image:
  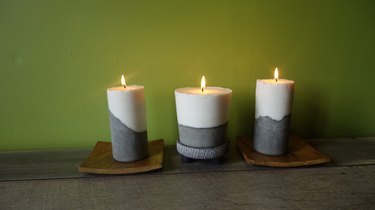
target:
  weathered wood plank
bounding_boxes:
[0,149,93,180]
[0,137,374,181]
[308,137,375,166]
[0,165,374,210]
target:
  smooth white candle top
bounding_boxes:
[108,85,143,92]
[255,79,294,121]
[177,87,231,95]
[175,87,232,128]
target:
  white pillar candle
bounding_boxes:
[175,87,232,128]
[107,86,147,133]
[107,75,148,162]
[175,76,232,150]
[255,82,294,121]
[254,68,294,155]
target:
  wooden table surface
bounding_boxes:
[0,137,374,209]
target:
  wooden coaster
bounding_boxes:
[237,136,330,167]
[79,139,163,174]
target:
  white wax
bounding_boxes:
[107,85,146,132]
[255,79,294,121]
[175,87,232,128]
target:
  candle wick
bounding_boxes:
[123,84,126,88]
[275,78,278,82]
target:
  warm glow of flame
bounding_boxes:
[201,75,206,93]
[274,68,279,82]
[121,75,127,88]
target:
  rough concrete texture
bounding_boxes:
[109,111,148,162]
[178,123,227,148]
[176,140,229,159]
[253,115,290,155]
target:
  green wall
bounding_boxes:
[1,0,374,151]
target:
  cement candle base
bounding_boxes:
[178,123,227,148]
[176,140,229,159]
[253,116,290,155]
[109,111,148,162]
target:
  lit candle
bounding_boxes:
[175,76,232,160]
[107,75,148,162]
[253,68,295,155]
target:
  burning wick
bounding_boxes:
[201,75,206,93]
[121,74,127,88]
[274,67,279,82]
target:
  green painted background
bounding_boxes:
[1,0,374,151]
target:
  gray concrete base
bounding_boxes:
[109,111,148,162]
[178,123,227,148]
[253,115,290,156]
[176,140,229,159]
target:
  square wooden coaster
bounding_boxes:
[237,136,330,167]
[79,139,163,174]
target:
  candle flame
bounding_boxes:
[201,75,206,93]
[121,75,127,88]
[274,68,279,82]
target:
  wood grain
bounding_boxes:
[237,135,331,167]
[0,137,374,181]
[78,139,163,174]
[0,165,374,210]
[0,137,374,209]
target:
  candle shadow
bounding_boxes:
[228,89,254,139]
[292,87,327,139]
